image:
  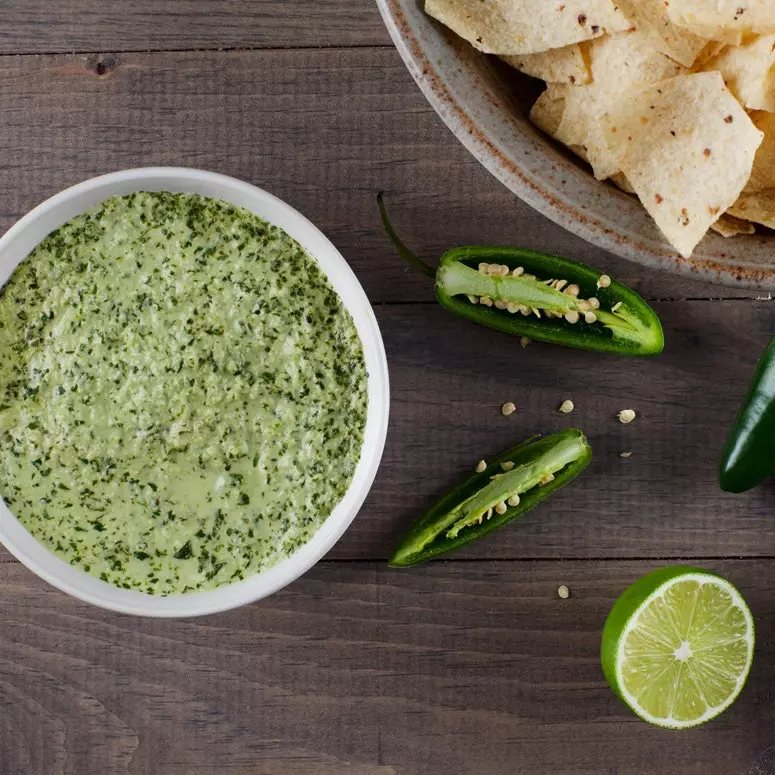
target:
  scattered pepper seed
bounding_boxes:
[557,585,570,599]
[501,401,516,416]
[520,336,530,348]
[620,451,633,458]
[475,459,487,473]
[618,409,636,424]
[597,275,611,289]
[559,399,575,414]
[501,461,515,471]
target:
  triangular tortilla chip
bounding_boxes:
[694,41,729,68]
[615,0,707,67]
[529,87,590,166]
[729,111,775,228]
[610,172,636,194]
[710,214,756,237]
[529,88,567,136]
[703,34,775,112]
[555,31,685,180]
[424,0,631,55]
[501,43,590,84]
[666,1,775,38]
[602,72,763,257]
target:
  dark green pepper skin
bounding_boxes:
[435,247,663,356]
[389,429,592,567]
[720,334,775,493]
[377,193,663,357]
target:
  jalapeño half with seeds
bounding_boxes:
[378,194,663,356]
[390,429,591,566]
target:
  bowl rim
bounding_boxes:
[376,0,775,290]
[0,167,390,617]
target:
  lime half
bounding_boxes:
[601,566,754,729]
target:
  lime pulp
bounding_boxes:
[601,566,754,729]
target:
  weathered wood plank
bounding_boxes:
[0,559,772,774]
[0,1,390,55]
[0,298,773,565]
[0,48,761,304]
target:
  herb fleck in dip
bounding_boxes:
[0,192,368,595]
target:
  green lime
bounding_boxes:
[601,566,754,729]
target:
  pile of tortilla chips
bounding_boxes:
[425,0,775,257]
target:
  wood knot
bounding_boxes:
[91,54,117,77]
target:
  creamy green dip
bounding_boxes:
[0,192,367,595]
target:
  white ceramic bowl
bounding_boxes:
[0,168,390,617]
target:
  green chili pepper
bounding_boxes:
[378,194,663,356]
[390,429,592,567]
[719,334,775,493]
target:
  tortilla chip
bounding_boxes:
[529,88,591,168]
[677,24,745,46]
[694,40,729,67]
[729,111,775,228]
[555,31,685,180]
[602,71,763,257]
[614,0,707,67]
[703,34,775,112]
[529,89,566,135]
[610,172,636,194]
[424,0,631,55]
[501,43,591,84]
[710,214,756,237]
[666,1,775,38]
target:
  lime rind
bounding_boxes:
[612,572,754,729]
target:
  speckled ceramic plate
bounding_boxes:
[376,0,775,289]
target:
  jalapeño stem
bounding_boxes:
[377,192,436,279]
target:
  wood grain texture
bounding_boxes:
[0,47,762,304]
[0,559,773,775]
[0,1,390,55]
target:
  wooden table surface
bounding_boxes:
[2,4,775,774]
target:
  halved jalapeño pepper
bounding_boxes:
[390,429,592,567]
[719,333,775,493]
[378,194,663,356]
